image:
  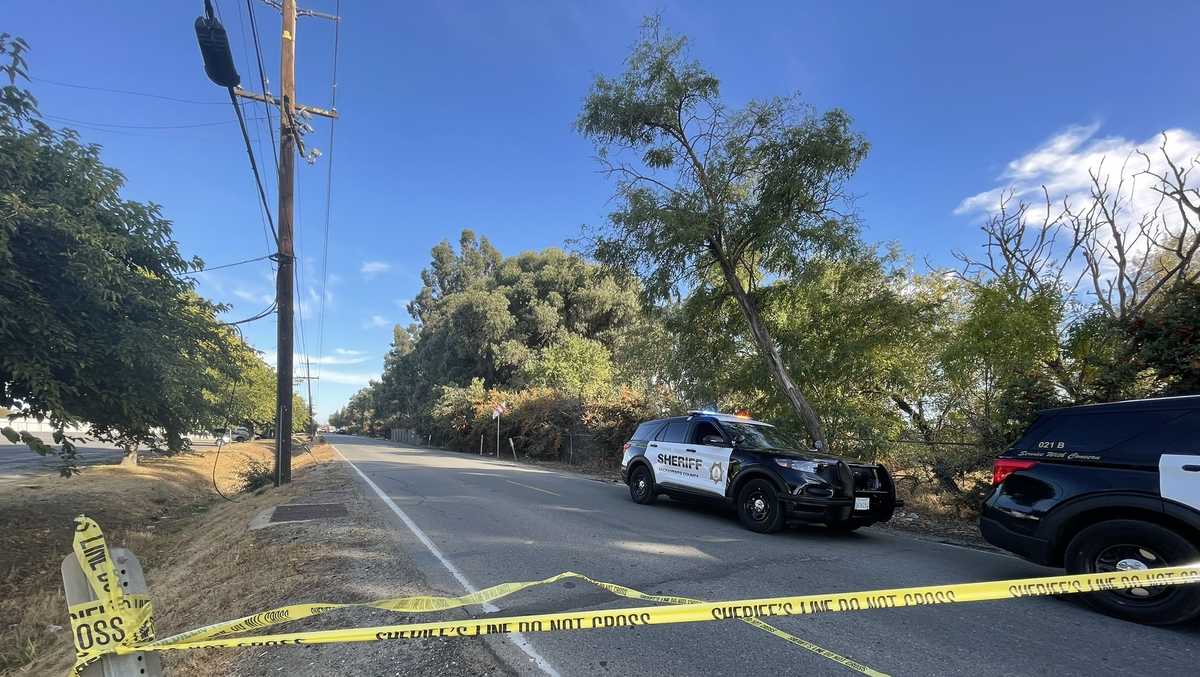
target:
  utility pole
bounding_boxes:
[197,0,338,486]
[296,370,319,437]
[273,0,298,485]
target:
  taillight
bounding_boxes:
[993,458,1037,485]
[622,442,631,453]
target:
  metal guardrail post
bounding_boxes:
[61,547,163,677]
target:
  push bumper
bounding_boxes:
[779,492,894,525]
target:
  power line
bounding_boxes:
[212,322,250,503]
[32,76,227,105]
[43,112,263,130]
[230,0,277,261]
[315,0,342,416]
[223,300,277,326]
[226,87,279,244]
[294,172,313,421]
[245,0,280,172]
[189,253,274,274]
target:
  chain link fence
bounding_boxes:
[555,431,617,468]
[422,425,623,469]
[389,428,428,446]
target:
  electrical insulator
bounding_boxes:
[195,2,240,88]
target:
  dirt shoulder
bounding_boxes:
[3,441,509,676]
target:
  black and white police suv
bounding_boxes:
[620,411,898,533]
[981,395,1200,625]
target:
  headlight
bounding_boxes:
[773,458,821,473]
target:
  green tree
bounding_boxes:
[669,247,923,458]
[357,233,649,436]
[577,19,869,450]
[521,334,614,399]
[0,36,243,468]
[292,393,312,435]
[211,339,277,433]
[1125,281,1200,395]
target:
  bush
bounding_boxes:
[429,381,671,464]
[236,460,273,493]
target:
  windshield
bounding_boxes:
[718,422,805,450]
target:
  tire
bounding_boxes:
[628,465,657,505]
[1064,519,1200,625]
[736,479,784,533]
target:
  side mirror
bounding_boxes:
[701,434,727,446]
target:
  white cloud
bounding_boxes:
[360,261,392,276]
[314,369,378,386]
[956,124,1200,217]
[298,353,368,366]
[362,314,391,329]
[193,270,225,294]
[955,124,1200,305]
[231,288,272,305]
[261,351,370,368]
[335,348,365,356]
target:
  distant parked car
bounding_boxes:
[621,410,898,533]
[981,395,1200,625]
[213,426,251,443]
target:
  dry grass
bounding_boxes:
[0,440,333,676]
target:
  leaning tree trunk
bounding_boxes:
[120,443,140,466]
[892,395,974,504]
[165,424,185,455]
[714,252,829,451]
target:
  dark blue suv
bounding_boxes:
[981,395,1200,625]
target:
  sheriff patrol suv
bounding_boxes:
[620,411,897,533]
[981,395,1200,625]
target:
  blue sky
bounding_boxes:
[8,1,1199,421]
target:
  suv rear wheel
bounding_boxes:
[1064,519,1200,625]
[628,465,656,505]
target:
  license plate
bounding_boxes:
[854,497,870,511]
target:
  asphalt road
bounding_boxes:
[330,434,1200,677]
[0,433,223,484]
[0,433,124,483]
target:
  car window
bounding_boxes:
[658,420,688,443]
[1011,408,1193,463]
[690,421,723,445]
[718,421,801,450]
[631,421,664,442]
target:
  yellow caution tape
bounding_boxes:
[68,515,1200,676]
[69,514,881,676]
[68,517,155,675]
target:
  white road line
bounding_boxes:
[504,479,561,497]
[333,443,560,677]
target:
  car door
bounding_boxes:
[686,419,733,498]
[1125,409,1200,513]
[1161,455,1200,511]
[649,419,705,492]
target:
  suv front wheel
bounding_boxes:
[1064,519,1200,625]
[736,479,784,533]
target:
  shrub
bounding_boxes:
[429,380,673,464]
[236,460,273,493]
